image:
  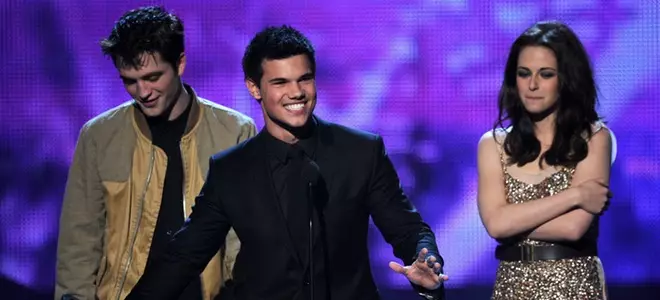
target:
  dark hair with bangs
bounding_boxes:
[494,20,600,168]
[100,6,184,70]
[242,25,316,87]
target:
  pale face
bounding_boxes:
[516,46,560,114]
[246,54,317,140]
[118,52,186,118]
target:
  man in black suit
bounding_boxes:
[127,25,447,300]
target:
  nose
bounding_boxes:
[136,80,152,100]
[528,74,539,91]
[288,82,305,100]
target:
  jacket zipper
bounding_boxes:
[115,147,155,300]
[180,142,187,219]
[179,141,206,295]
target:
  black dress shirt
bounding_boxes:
[263,122,318,266]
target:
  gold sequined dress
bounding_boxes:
[491,155,608,299]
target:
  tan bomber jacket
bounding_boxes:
[55,84,256,300]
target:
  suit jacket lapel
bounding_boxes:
[311,118,337,248]
[249,131,304,267]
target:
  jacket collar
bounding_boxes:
[132,83,202,141]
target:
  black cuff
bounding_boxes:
[413,282,445,300]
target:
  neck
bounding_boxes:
[167,83,190,121]
[532,112,556,145]
[267,124,299,144]
[264,114,314,144]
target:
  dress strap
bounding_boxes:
[567,166,577,175]
[582,120,607,140]
[592,120,605,133]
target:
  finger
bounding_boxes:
[416,248,428,263]
[603,200,611,211]
[432,262,442,274]
[389,262,408,274]
[594,180,609,188]
[438,273,449,281]
[425,255,437,268]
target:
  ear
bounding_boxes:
[245,79,262,101]
[177,53,187,76]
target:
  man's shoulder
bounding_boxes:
[80,100,134,137]
[209,136,255,167]
[320,118,381,144]
[198,97,255,127]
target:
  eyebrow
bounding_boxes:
[267,72,315,84]
[267,77,288,84]
[119,71,163,81]
[517,66,557,72]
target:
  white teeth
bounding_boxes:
[284,103,305,111]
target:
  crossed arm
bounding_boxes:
[477,128,612,242]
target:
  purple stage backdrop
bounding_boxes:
[1,0,659,296]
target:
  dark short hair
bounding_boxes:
[494,20,600,168]
[100,6,184,69]
[242,25,316,87]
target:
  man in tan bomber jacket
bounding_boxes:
[55,6,254,300]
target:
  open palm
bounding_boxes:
[389,248,448,290]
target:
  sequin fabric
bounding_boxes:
[491,161,607,299]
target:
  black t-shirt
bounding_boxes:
[143,99,201,300]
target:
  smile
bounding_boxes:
[284,102,306,111]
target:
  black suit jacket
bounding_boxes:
[127,117,444,300]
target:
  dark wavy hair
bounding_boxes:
[100,6,184,69]
[242,25,316,87]
[494,21,600,168]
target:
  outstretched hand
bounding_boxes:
[388,248,448,290]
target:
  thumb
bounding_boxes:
[389,261,407,274]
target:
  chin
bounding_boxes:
[524,108,543,114]
[525,105,558,117]
[138,105,165,117]
[522,103,546,113]
[285,116,310,128]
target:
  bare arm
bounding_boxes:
[527,128,612,241]
[477,132,581,239]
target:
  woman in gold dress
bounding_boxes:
[477,21,613,300]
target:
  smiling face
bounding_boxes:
[246,54,317,141]
[516,46,560,115]
[118,52,186,118]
